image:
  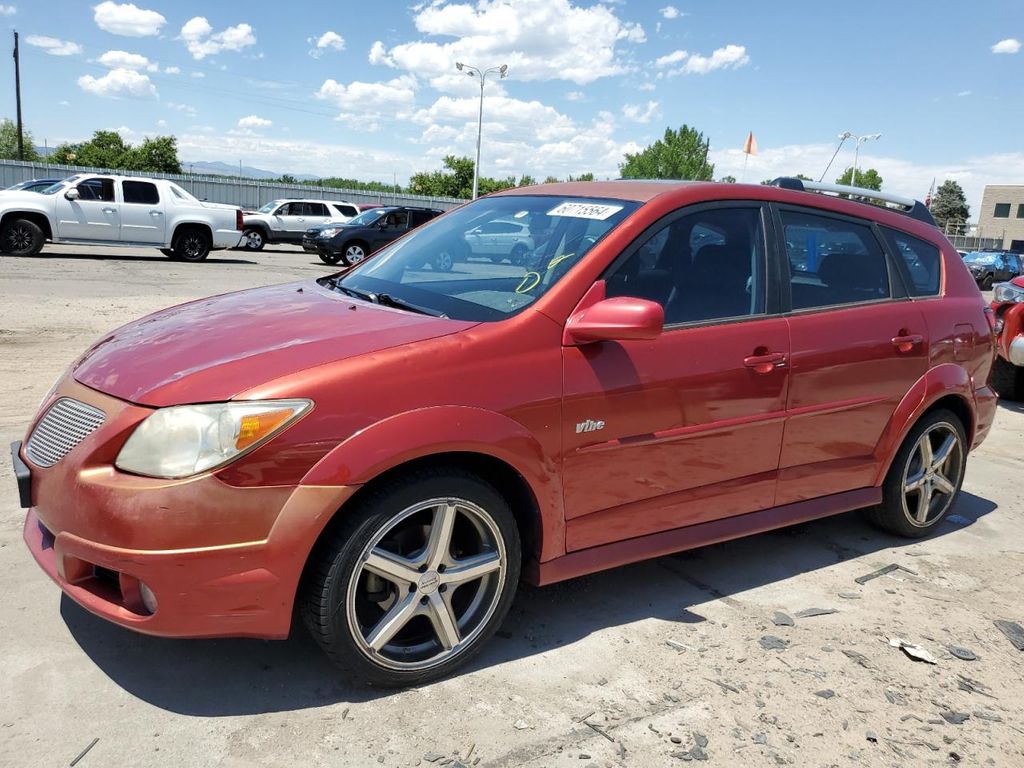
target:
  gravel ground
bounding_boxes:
[1,245,1022,768]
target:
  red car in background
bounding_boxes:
[12,178,996,687]
[990,276,1024,399]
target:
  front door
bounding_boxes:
[118,180,165,244]
[774,206,930,505]
[271,202,308,238]
[561,204,789,551]
[55,177,119,240]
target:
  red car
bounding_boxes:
[990,275,1024,398]
[12,178,996,686]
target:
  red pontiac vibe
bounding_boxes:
[12,178,997,686]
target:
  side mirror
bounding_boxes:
[564,296,664,345]
[64,188,80,201]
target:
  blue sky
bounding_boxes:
[3,0,1022,212]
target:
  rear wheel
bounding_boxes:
[865,409,966,537]
[0,218,44,256]
[510,243,528,266]
[303,469,521,687]
[171,227,211,262]
[319,251,343,266]
[991,356,1024,400]
[433,250,454,272]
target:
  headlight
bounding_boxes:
[993,283,1024,304]
[115,399,312,479]
[319,228,342,238]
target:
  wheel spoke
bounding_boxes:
[364,548,419,587]
[441,550,501,587]
[365,592,419,651]
[424,502,457,569]
[427,592,461,650]
[904,469,926,492]
[916,486,933,523]
[933,472,956,495]
[917,434,933,468]
[931,433,956,472]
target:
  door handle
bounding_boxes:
[891,333,923,353]
[150,211,163,216]
[102,207,117,214]
[743,351,787,374]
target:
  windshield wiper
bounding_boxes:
[328,279,376,303]
[377,293,446,318]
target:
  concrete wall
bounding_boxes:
[0,159,466,212]
[977,185,1024,251]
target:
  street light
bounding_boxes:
[848,132,881,187]
[455,61,508,199]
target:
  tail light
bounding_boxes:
[235,209,244,231]
[984,306,998,336]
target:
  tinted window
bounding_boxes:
[994,203,1011,218]
[782,210,890,310]
[122,181,159,205]
[76,178,115,202]
[605,207,766,325]
[305,202,328,216]
[409,210,433,226]
[881,228,941,297]
[332,204,358,218]
[1017,204,1024,219]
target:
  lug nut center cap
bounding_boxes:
[418,571,440,594]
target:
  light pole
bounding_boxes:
[456,61,508,199]
[849,132,881,187]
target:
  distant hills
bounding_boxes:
[181,160,319,181]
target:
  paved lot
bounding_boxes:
[1,244,1023,768]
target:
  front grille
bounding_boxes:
[25,397,106,468]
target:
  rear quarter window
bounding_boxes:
[881,228,941,297]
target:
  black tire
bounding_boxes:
[433,250,454,272]
[240,227,266,251]
[981,274,994,290]
[171,227,211,262]
[991,356,1024,400]
[864,408,967,538]
[302,468,521,687]
[340,241,369,267]
[0,218,44,256]
[510,243,528,266]
[159,248,174,257]
[319,251,343,266]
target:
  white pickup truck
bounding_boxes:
[0,174,243,261]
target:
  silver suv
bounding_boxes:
[240,199,359,251]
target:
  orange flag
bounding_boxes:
[743,131,758,155]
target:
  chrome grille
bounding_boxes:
[25,397,106,468]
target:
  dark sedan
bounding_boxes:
[309,206,443,266]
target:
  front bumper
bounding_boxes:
[17,378,356,639]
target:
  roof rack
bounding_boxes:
[767,177,936,226]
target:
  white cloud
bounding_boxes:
[957,90,971,97]
[78,67,157,99]
[316,75,417,126]
[237,114,272,129]
[189,71,205,78]
[97,49,157,71]
[167,101,196,116]
[565,90,585,101]
[163,65,180,74]
[658,44,749,76]
[659,5,681,19]
[93,1,165,37]
[0,5,16,16]
[26,35,82,56]
[308,30,344,58]
[622,100,659,124]
[655,49,687,67]
[413,94,576,143]
[180,16,256,59]
[637,82,656,92]
[992,38,1021,54]
[371,0,646,86]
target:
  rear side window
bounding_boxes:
[332,204,358,218]
[781,210,891,310]
[122,181,159,205]
[410,210,434,226]
[882,228,941,296]
[305,202,328,216]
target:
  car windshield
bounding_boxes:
[257,200,283,213]
[346,209,388,226]
[325,195,639,322]
[963,252,997,265]
[40,177,78,195]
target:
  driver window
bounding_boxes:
[605,207,767,326]
[77,178,115,202]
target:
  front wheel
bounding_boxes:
[319,251,343,266]
[980,274,994,290]
[433,250,454,272]
[303,469,521,687]
[0,218,44,256]
[864,409,966,538]
[341,242,368,267]
[171,228,211,262]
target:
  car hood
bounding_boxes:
[0,189,52,206]
[72,281,476,407]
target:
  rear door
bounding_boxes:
[118,180,165,244]
[774,206,929,505]
[304,202,331,228]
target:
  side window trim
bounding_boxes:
[599,200,778,331]
[771,202,899,314]
[878,224,944,299]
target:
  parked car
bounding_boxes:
[240,199,360,251]
[989,276,1024,398]
[313,205,443,266]
[13,177,996,687]
[962,250,1021,289]
[462,218,535,264]
[5,178,63,193]
[0,174,242,261]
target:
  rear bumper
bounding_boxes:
[212,228,243,250]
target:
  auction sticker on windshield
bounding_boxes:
[547,202,624,220]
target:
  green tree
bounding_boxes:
[278,173,298,184]
[408,155,517,199]
[836,166,883,190]
[542,175,560,184]
[0,118,41,161]
[517,174,536,187]
[619,124,713,181]
[929,179,970,231]
[74,130,131,168]
[122,136,182,174]
[47,130,182,173]
[567,172,595,182]
[719,175,737,183]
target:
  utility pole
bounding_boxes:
[13,30,24,160]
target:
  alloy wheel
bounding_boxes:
[346,245,366,264]
[181,233,204,259]
[900,421,963,527]
[7,224,32,252]
[245,230,263,249]
[345,497,506,671]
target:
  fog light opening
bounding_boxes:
[139,583,158,615]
